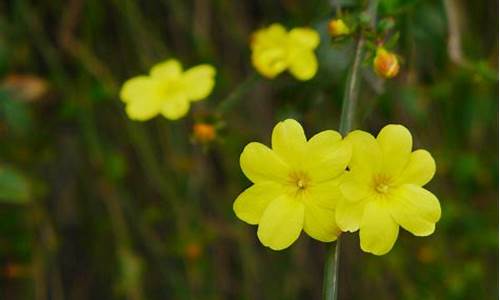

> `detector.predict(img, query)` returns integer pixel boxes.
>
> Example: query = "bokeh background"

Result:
[0,0,498,299]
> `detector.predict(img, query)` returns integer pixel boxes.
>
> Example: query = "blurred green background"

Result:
[0,0,498,299]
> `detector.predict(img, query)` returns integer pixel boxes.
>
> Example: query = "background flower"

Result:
[250,24,320,80]
[120,59,215,121]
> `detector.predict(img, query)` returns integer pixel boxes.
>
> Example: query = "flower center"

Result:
[376,183,389,194]
[373,174,392,194]
[288,171,311,195]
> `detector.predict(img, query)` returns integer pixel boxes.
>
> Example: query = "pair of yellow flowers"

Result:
[119,24,319,121]
[234,119,441,255]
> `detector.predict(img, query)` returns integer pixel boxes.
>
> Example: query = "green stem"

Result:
[338,34,365,135]
[216,72,259,115]
[323,1,379,299]
[322,238,341,300]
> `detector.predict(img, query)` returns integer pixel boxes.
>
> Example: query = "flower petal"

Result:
[160,95,190,120]
[335,197,368,232]
[345,130,382,174]
[308,177,344,210]
[240,142,289,184]
[182,65,216,101]
[251,48,288,78]
[303,203,340,242]
[251,23,287,51]
[339,171,372,202]
[233,182,283,225]
[288,50,318,81]
[376,124,412,176]
[122,78,162,120]
[150,59,182,80]
[271,119,307,167]
[389,184,441,236]
[120,76,155,103]
[257,195,305,250]
[359,201,399,255]
[397,150,436,186]
[306,130,351,182]
[125,99,162,121]
[288,28,320,49]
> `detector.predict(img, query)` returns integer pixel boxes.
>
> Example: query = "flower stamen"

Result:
[288,171,311,194]
[373,174,392,194]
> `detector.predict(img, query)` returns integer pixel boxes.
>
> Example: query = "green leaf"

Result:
[385,31,400,49]
[0,167,30,204]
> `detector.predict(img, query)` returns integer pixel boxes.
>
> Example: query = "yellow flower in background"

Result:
[328,19,350,37]
[250,24,320,81]
[336,124,441,255]
[233,119,351,250]
[120,59,216,121]
[373,47,400,79]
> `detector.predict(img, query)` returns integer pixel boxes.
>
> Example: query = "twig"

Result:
[323,1,379,299]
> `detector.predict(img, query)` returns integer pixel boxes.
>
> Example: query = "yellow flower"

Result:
[250,24,320,81]
[328,19,350,37]
[233,119,351,250]
[373,47,400,79]
[120,59,216,121]
[336,124,441,255]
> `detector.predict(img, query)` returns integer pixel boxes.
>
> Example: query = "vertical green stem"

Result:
[338,35,366,135]
[323,34,365,300]
[322,238,341,300]
[323,1,379,299]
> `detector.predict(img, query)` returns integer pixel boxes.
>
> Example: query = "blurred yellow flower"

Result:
[328,19,350,37]
[234,119,351,250]
[373,47,400,79]
[120,59,216,121]
[250,24,320,80]
[336,124,441,255]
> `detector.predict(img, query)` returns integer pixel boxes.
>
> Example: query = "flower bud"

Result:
[185,242,202,261]
[193,123,216,144]
[373,47,400,79]
[328,19,350,37]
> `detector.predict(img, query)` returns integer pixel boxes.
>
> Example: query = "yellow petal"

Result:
[233,182,283,225]
[257,195,305,250]
[125,99,162,121]
[389,184,441,236]
[120,76,155,103]
[182,64,216,101]
[303,203,340,242]
[359,201,399,255]
[335,197,368,232]
[339,171,372,202]
[308,177,344,210]
[306,131,351,182]
[271,119,307,167]
[251,48,288,78]
[376,124,412,176]
[345,130,382,174]
[250,24,289,78]
[288,50,318,81]
[123,79,163,121]
[160,95,190,120]
[396,150,436,186]
[251,23,287,51]
[288,28,320,50]
[150,59,182,80]
[309,129,342,145]
[240,142,289,184]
